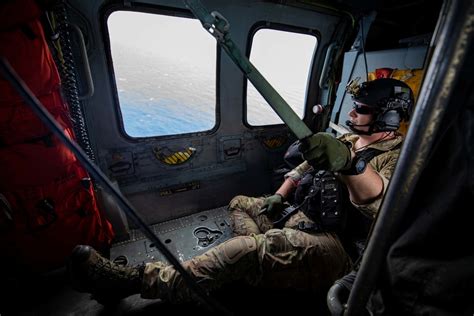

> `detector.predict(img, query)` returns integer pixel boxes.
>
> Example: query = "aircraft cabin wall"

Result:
[333,45,429,131]
[65,0,349,226]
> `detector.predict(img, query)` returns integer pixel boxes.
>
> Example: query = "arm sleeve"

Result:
[284,161,312,183]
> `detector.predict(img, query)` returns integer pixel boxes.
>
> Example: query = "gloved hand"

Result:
[300,133,352,171]
[259,194,285,217]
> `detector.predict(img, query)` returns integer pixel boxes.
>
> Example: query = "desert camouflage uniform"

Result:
[141,133,403,302]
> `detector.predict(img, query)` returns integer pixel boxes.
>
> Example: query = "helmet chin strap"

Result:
[345,120,375,135]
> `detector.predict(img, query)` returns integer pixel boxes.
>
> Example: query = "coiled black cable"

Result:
[51,0,96,161]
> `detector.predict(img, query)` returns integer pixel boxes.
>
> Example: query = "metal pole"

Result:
[345,0,473,314]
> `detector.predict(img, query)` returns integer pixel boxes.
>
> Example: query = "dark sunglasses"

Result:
[352,102,377,115]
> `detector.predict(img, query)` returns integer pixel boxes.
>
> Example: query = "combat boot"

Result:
[68,245,144,303]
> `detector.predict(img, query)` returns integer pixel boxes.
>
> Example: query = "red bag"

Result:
[0,0,60,107]
[1,162,114,272]
[0,0,114,273]
[0,92,78,189]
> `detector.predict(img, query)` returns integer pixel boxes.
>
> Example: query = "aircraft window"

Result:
[246,28,317,126]
[107,11,216,137]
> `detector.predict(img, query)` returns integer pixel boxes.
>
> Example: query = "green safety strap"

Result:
[184,0,313,141]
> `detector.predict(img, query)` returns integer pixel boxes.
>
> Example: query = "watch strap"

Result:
[340,147,385,175]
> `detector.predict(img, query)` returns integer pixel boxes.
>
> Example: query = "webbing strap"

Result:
[184,0,313,141]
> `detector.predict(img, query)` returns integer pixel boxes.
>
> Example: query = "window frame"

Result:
[102,5,221,141]
[243,22,320,129]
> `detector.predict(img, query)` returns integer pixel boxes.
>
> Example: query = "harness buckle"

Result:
[296,221,320,232]
[204,11,230,42]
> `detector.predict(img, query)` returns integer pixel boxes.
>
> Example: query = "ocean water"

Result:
[112,42,217,137]
[119,92,213,137]
[111,40,307,138]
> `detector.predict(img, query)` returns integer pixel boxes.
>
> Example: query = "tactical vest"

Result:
[293,170,343,231]
[291,147,389,259]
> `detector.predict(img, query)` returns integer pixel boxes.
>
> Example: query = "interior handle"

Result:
[69,24,94,100]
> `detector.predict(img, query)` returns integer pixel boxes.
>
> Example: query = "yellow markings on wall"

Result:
[261,135,288,149]
[153,147,196,165]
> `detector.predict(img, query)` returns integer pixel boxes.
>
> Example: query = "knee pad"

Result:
[227,195,248,212]
[216,236,257,264]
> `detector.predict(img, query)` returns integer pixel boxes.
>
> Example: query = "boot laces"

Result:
[89,255,139,284]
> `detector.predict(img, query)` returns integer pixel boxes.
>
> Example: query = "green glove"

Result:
[259,194,285,216]
[300,133,352,171]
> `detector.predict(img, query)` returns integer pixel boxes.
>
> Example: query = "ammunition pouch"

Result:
[296,170,345,233]
[271,170,345,232]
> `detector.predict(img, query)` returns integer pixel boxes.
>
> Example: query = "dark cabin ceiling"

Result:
[276,0,444,51]
[364,0,444,50]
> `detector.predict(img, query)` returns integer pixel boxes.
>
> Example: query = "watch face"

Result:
[355,158,367,174]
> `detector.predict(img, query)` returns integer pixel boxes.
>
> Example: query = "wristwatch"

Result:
[341,154,368,175]
[353,155,368,174]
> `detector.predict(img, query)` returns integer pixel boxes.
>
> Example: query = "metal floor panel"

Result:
[2,207,234,316]
[110,206,233,265]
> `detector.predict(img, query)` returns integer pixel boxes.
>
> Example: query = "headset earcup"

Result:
[380,110,401,131]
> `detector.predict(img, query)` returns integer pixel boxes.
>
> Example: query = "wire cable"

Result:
[360,17,369,81]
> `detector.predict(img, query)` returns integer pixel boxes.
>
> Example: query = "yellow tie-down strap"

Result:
[153,147,196,165]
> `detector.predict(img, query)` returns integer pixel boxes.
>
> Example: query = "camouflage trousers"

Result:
[141,195,351,302]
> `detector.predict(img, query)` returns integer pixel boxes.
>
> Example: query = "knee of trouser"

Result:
[261,229,293,254]
[214,236,257,264]
[228,195,251,212]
